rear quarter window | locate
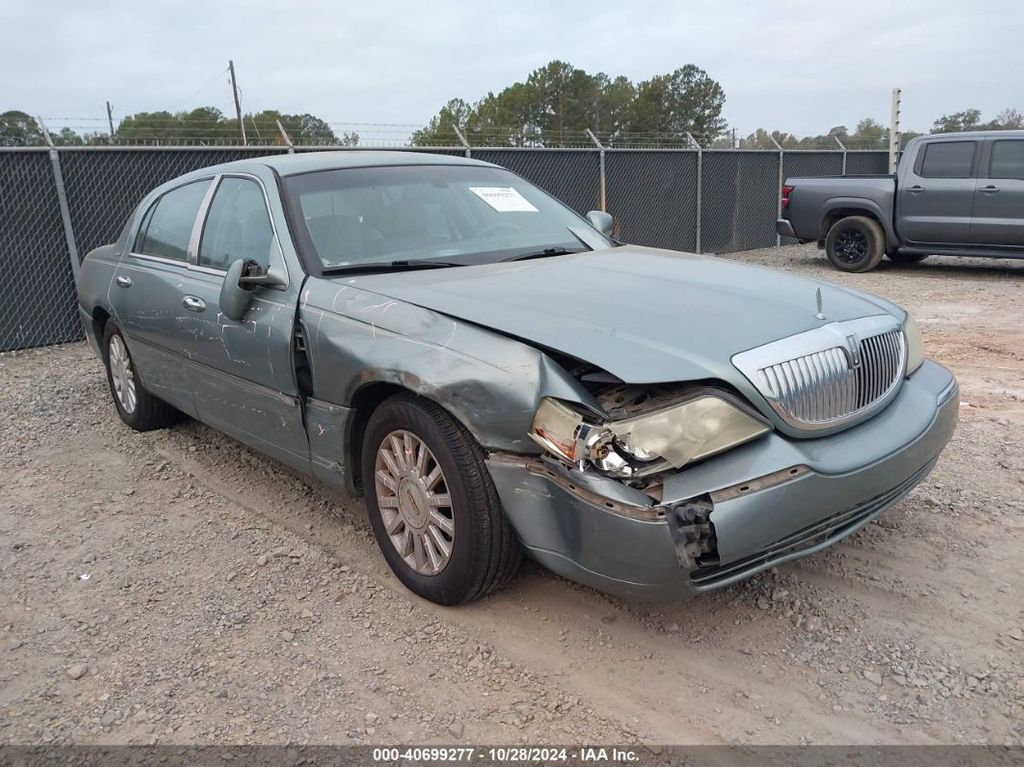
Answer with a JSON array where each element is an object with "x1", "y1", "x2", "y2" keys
[{"x1": 135, "y1": 180, "x2": 211, "y2": 261}]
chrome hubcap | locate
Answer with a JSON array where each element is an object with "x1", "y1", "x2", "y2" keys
[
  {"x1": 108, "y1": 335, "x2": 137, "y2": 414},
  {"x1": 374, "y1": 430, "x2": 454, "y2": 576}
]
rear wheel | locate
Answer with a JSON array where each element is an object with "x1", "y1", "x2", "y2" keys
[
  {"x1": 362, "y1": 393, "x2": 520, "y2": 605},
  {"x1": 102, "y1": 322, "x2": 179, "y2": 431},
  {"x1": 825, "y1": 216, "x2": 885, "y2": 272},
  {"x1": 886, "y1": 251, "x2": 929, "y2": 264}
]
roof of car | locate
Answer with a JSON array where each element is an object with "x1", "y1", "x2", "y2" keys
[
  {"x1": 193, "y1": 150, "x2": 496, "y2": 178},
  {"x1": 920, "y1": 130, "x2": 1024, "y2": 140}
]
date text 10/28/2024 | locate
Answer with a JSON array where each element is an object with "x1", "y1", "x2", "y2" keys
[{"x1": 372, "y1": 747, "x2": 640, "y2": 762}]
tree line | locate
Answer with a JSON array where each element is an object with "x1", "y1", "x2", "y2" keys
[
  {"x1": 411, "y1": 60, "x2": 727, "y2": 147},
  {"x1": 3, "y1": 61, "x2": 1021, "y2": 149},
  {"x1": 740, "y1": 108, "x2": 1023, "y2": 150},
  {"x1": 0, "y1": 108, "x2": 357, "y2": 147}
]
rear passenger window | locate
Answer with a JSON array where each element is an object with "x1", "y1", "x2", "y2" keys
[
  {"x1": 918, "y1": 141, "x2": 976, "y2": 179},
  {"x1": 199, "y1": 177, "x2": 274, "y2": 271},
  {"x1": 989, "y1": 140, "x2": 1024, "y2": 180},
  {"x1": 136, "y1": 180, "x2": 211, "y2": 260}
]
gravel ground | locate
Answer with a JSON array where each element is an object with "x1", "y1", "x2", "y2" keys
[{"x1": 1, "y1": 244, "x2": 1022, "y2": 747}]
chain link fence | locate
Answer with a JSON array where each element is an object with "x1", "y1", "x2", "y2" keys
[{"x1": 0, "y1": 145, "x2": 888, "y2": 352}]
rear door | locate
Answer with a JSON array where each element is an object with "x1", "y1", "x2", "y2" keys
[
  {"x1": 110, "y1": 178, "x2": 214, "y2": 416},
  {"x1": 898, "y1": 139, "x2": 979, "y2": 244},
  {"x1": 968, "y1": 138, "x2": 1024, "y2": 247},
  {"x1": 175, "y1": 173, "x2": 309, "y2": 471}
]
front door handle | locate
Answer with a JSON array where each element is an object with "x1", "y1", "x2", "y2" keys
[
  {"x1": 182, "y1": 295, "x2": 207, "y2": 313},
  {"x1": 980, "y1": 185, "x2": 1000, "y2": 193},
  {"x1": 115, "y1": 275, "x2": 132, "y2": 288},
  {"x1": 907, "y1": 185, "x2": 925, "y2": 193}
]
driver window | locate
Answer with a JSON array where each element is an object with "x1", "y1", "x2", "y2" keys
[{"x1": 199, "y1": 177, "x2": 274, "y2": 271}]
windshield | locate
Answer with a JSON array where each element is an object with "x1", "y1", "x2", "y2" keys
[{"x1": 282, "y1": 164, "x2": 614, "y2": 272}]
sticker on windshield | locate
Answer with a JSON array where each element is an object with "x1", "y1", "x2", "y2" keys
[{"x1": 469, "y1": 186, "x2": 539, "y2": 212}]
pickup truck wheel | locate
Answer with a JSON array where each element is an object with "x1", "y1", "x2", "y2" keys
[
  {"x1": 825, "y1": 216, "x2": 885, "y2": 272},
  {"x1": 102, "y1": 322, "x2": 180, "y2": 431},
  {"x1": 887, "y1": 251, "x2": 929, "y2": 264},
  {"x1": 362, "y1": 393, "x2": 521, "y2": 605}
]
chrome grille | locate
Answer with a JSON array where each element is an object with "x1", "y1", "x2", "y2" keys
[{"x1": 732, "y1": 316, "x2": 907, "y2": 431}]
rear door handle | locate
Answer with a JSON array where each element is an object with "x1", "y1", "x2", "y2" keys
[
  {"x1": 115, "y1": 275, "x2": 132, "y2": 288},
  {"x1": 980, "y1": 185, "x2": 1000, "y2": 193},
  {"x1": 182, "y1": 295, "x2": 206, "y2": 312},
  {"x1": 907, "y1": 185, "x2": 925, "y2": 193}
]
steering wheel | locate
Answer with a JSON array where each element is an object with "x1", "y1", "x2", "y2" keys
[{"x1": 478, "y1": 223, "x2": 521, "y2": 239}]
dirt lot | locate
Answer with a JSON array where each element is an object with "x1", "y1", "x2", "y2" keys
[{"x1": 1, "y1": 244, "x2": 1022, "y2": 747}]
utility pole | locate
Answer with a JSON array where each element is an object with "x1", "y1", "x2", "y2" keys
[
  {"x1": 888, "y1": 87, "x2": 902, "y2": 173},
  {"x1": 229, "y1": 60, "x2": 247, "y2": 146},
  {"x1": 105, "y1": 101, "x2": 116, "y2": 144}
]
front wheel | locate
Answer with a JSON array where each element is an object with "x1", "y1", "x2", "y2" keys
[
  {"x1": 362, "y1": 393, "x2": 521, "y2": 605},
  {"x1": 825, "y1": 216, "x2": 885, "y2": 272}
]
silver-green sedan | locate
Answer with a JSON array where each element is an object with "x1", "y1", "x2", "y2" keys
[{"x1": 76, "y1": 151, "x2": 958, "y2": 605}]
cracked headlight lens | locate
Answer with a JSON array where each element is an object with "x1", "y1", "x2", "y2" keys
[
  {"x1": 904, "y1": 314, "x2": 925, "y2": 375},
  {"x1": 529, "y1": 392, "x2": 770, "y2": 478}
]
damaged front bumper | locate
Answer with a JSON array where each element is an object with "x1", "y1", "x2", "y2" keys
[{"x1": 486, "y1": 360, "x2": 958, "y2": 601}]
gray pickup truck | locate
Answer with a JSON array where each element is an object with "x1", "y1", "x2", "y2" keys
[{"x1": 777, "y1": 130, "x2": 1024, "y2": 271}]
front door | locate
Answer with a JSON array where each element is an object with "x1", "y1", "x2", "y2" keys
[
  {"x1": 968, "y1": 138, "x2": 1024, "y2": 248},
  {"x1": 177, "y1": 174, "x2": 309, "y2": 471},
  {"x1": 898, "y1": 139, "x2": 979, "y2": 245}
]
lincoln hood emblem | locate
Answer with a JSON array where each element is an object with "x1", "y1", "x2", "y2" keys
[{"x1": 815, "y1": 287, "x2": 825, "y2": 320}]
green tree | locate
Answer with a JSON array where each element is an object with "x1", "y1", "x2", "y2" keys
[
  {"x1": 931, "y1": 109, "x2": 982, "y2": 133},
  {"x1": 986, "y1": 107, "x2": 1023, "y2": 130},
  {"x1": 626, "y1": 65, "x2": 726, "y2": 143},
  {"x1": 0, "y1": 110, "x2": 44, "y2": 146},
  {"x1": 246, "y1": 110, "x2": 346, "y2": 145},
  {"x1": 412, "y1": 61, "x2": 726, "y2": 147},
  {"x1": 412, "y1": 98, "x2": 474, "y2": 146},
  {"x1": 849, "y1": 118, "x2": 888, "y2": 149}
]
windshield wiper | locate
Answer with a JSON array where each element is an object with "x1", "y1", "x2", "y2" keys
[
  {"x1": 321, "y1": 259, "x2": 464, "y2": 275},
  {"x1": 500, "y1": 247, "x2": 585, "y2": 263}
]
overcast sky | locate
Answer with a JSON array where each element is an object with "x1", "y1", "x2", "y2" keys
[{"x1": 2, "y1": 0, "x2": 1020, "y2": 140}]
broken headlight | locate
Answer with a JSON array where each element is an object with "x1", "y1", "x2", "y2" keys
[{"x1": 529, "y1": 391, "x2": 770, "y2": 479}]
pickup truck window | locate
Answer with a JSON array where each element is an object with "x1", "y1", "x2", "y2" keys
[
  {"x1": 989, "y1": 140, "x2": 1024, "y2": 180},
  {"x1": 917, "y1": 141, "x2": 976, "y2": 179},
  {"x1": 135, "y1": 180, "x2": 212, "y2": 261}
]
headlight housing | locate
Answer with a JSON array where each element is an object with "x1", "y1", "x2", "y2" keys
[
  {"x1": 904, "y1": 314, "x2": 924, "y2": 375},
  {"x1": 529, "y1": 390, "x2": 771, "y2": 479}
]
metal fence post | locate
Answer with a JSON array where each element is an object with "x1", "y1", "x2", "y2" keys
[
  {"x1": 834, "y1": 135, "x2": 847, "y2": 175},
  {"x1": 276, "y1": 119, "x2": 295, "y2": 154},
  {"x1": 37, "y1": 116, "x2": 81, "y2": 277},
  {"x1": 687, "y1": 133, "x2": 702, "y2": 254},
  {"x1": 453, "y1": 126, "x2": 471, "y2": 159},
  {"x1": 771, "y1": 136, "x2": 784, "y2": 246},
  {"x1": 585, "y1": 129, "x2": 607, "y2": 212}
]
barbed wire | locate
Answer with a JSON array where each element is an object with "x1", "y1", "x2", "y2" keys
[{"x1": 14, "y1": 115, "x2": 893, "y2": 151}]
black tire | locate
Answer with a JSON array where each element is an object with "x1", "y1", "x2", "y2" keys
[
  {"x1": 362, "y1": 393, "x2": 521, "y2": 605},
  {"x1": 825, "y1": 216, "x2": 886, "y2": 273},
  {"x1": 886, "y1": 251, "x2": 929, "y2": 264},
  {"x1": 102, "y1": 321, "x2": 180, "y2": 431}
]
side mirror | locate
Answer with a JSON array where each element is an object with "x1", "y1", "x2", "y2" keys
[
  {"x1": 219, "y1": 259, "x2": 258, "y2": 321},
  {"x1": 586, "y1": 210, "x2": 614, "y2": 237}
]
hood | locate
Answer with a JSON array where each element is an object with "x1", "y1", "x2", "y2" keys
[{"x1": 347, "y1": 246, "x2": 902, "y2": 384}]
